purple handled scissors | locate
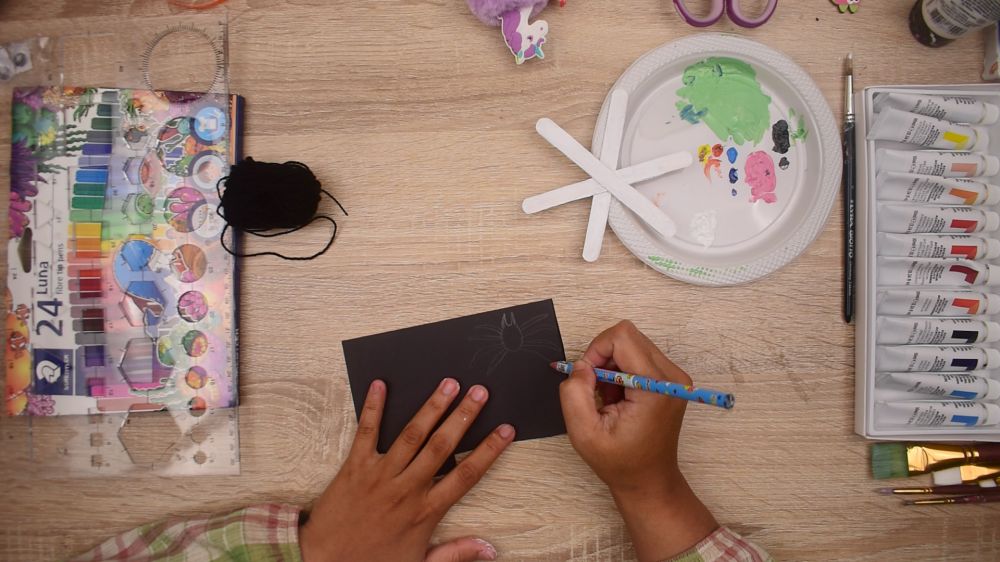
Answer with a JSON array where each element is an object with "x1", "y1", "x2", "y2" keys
[{"x1": 673, "y1": 0, "x2": 778, "y2": 28}]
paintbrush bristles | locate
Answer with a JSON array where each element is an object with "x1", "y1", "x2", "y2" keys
[
  {"x1": 871, "y1": 442, "x2": 910, "y2": 479},
  {"x1": 845, "y1": 53, "x2": 853, "y2": 74}
]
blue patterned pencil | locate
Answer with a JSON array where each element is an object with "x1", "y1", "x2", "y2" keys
[{"x1": 550, "y1": 361, "x2": 735, "y2": 410}]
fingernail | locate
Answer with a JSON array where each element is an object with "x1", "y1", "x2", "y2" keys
[
  {"x1": 469, "y1": 385, "x2": 488, "y2": 403},
  {"x1": 369, "y1": 380, "x2": 384, "y2": 394},
  {"x1": 473, "y1": 538, "x2": 497, "y2": 560},
  {"x1": 440, "y1": 378, "x2": 459, "y2": 396},
  {"x1": 497, "y1": 424, "x2": 514, "y2": 439}
]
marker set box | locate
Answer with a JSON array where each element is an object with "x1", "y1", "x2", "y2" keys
[{"x1": 855, "y1": 84, "x2": 1000, "y2": 442}]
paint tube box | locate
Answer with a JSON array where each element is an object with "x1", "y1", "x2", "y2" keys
[{"x1": 856, "y1": 84, "x2": 1000, "y2": 442}]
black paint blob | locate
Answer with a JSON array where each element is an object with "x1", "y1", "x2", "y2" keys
[
  {"x1": 772, "y1": 120, "x2": 790, "y2": 154},
  {"x1": 778, "y1": 157, "x2": 790, "y2": 170}
]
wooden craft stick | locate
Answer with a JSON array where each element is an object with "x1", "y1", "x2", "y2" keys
[
  {"x1": 521, "y1": 152, "x2": 692, "y2": 215},
  {"x1": 536, "y1": 117, "x2": 678, "y2": 239},
  {"x1": 583, "y1": 88, "x2": 628, "y2": 262}
]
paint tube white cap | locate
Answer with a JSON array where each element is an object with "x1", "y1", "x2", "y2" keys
[
  {"x1": 985, "y1": 211, "x2": 1000, "y2": 232},
  {"x1": 985, "y1": 294, "x2": 1000, "y2": 315},
  {"x1": 983, "y1": 103, "x2": 1000, "y2": 126},
  {"x1": 985, "y1": 322, "x2": 1000, "y2": 344},
  {"x1": 985, "y1": 185, "x2": 1000, "y2": 205},
  {"x1": 973, "y1": 126, "x2": 991, "y2": 151},
  {"x1": 983, "y1": 377, "x2": 1000, "y2": 400},
  {"x1": 987, "y1": 265, "x2": 1000, "y2": 286},
  {"x1": 985, "y1": 155, "x2": 1000, "y2": 177},
  {"x1": 986, "y1": 348, "x2": 1000, "y2": 367},
  {"x1": 986, "y1": 239, "x2": 1000, "y2": 259}
]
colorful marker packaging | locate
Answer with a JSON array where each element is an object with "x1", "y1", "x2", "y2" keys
[{"x1": 855, "y1": 84, "x2": 1000, "y2": 441}]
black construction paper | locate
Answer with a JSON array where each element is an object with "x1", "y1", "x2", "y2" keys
[{"x1": 343, "y1": 299, "x2": 566, "y2": 456}]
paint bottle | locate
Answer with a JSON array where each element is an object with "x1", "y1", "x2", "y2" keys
[
  {"x1": 877, "y1": 172, "x2": 1000, "y2": 205},
  {"x1": 877, "y1": 289, "x2": 1000, "y2": 316},
  {"x1": 873, "y1": 93, "x2": 1000, "y2": 125},
  {"x1": 877, "y1": 234, "x2": 1000, "y2": 260},
  {"x1": 910, "y1": 0, "x2": 1000, "y2": 48},
  {"x1": 877, "y1": 149, "x2": 1000, "y2": 178},
  {"x1": 877, "y1": 258, "x2": 1000, "y2": 287},
  {"x1": 877, "y1": 372, "x2": 1000, "y2": 400},
  {"x1": 878, "y1": 400, "x2": 1000, "y2": 427},
  {"x1": 878, "y1": 205, "x2": 1000, "y2": 234},
  {"x1": 868, "y1": 108, "x2": 989, "y2": 151},
  {"x1": 875, "y1": 345, "x2": 1000, "y2": 372},
  {"x1": 877, "y1": 317, "x2": 1000, "y2": 344}
]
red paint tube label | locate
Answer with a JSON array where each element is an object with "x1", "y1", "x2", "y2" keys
[
  {"x1": 951, "y1": 219, "x2": 979, "y2": 233},
  {"x1": 950, "y1": 264, "x2": 980, "y2": 284}
]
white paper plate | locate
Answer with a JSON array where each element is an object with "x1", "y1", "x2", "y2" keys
[{"x1": 594, "y1": 34, "x2": 841, "y2": 286}]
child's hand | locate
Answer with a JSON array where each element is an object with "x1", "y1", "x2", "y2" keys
[
  {"x1": 300, "y1": 378, "x2": 514, "y2": 562},
  {"x1": 559, "y1": 321, "x2": 718, "y2": 561}
]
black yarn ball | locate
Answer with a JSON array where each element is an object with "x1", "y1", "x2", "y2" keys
[
  {"x1": 218, "y1": 158, "x2": 322, "y2": 231},
  {"x1": 215, "y1": 157, "x2": 347, "y2": 260}
]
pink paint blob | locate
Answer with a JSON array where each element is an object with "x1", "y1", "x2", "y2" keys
[{"x1": 745, "y1": 151, "x2": 777, "y2": 204}]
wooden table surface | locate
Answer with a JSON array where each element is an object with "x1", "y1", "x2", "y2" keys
[{"x1": 2, "y1": 0, "x2": 999, "y2": 560}]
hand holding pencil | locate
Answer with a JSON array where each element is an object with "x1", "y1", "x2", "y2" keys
[{"x1": 558, "y1": 321, "x2": 720, "y2": 561}]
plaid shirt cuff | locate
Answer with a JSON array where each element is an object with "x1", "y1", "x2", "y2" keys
[
  {"x1": 665, "y1": 526, "x2": 772, "y2": 562},
  {"x1": 70, "y1": 503, "x2": 303, "y2": 562}
]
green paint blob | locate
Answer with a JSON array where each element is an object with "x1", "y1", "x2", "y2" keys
[
  {"x1": 789, "y1": 107, "x2": 808, "y2": 142},
  {"x1": 675, "y1": 57, "x2": 772, "y2": 146}
]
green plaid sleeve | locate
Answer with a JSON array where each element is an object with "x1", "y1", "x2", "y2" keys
[
  {"x1": 665, "y1": 526, "x2": 773, "y2": 562},
  {"x1": 69, "y1": 503, "x2": 303, "y2": 562}
]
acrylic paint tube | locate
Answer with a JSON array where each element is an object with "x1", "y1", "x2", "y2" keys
[
  {"x1": 873, "y1": 93, "x2": 1000, "y2": 125},
  {"x1": 878, "y1": 205, "x2": 1000, "y2": 234},
  {"x1": 877, "y1": 400, "x2": 1000, "y2": 427},
  {"x1": 868, "y1": 108, "x2": 989, "y2": 151},
  {"x1": 877, "y1": 234, "x2": 1000, "y2": 260},
  {"x1": 877, "y1": 290, "x2": 1000, "y2": 316},
  {"x1": 875, "y1": 345, "x2": 1000, "y2": 372},
  {"x1": 877, "y1": 149, "x2": 1000, "y2": 178},
  {"x1": 876, "y1": 172, "x2": 1000, "y2": 205},
  {"x1": 877, "y1": 372, "x2": 1000, "y2": 400},
  {"x1": 877, "y1": 258, "x2": 1000, "y2": 288},
  {"x1": 877, "y1": 317, "x2": 1000, "y2": 344}
]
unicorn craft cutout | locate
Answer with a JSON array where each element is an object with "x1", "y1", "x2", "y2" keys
[{"x1": 499, "y1": 6, "x2": 548, "y2": 64}]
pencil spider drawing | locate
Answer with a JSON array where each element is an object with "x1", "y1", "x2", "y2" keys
[{"x1": 469, "y1": 312, "x2": 559, "y2": 376}]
